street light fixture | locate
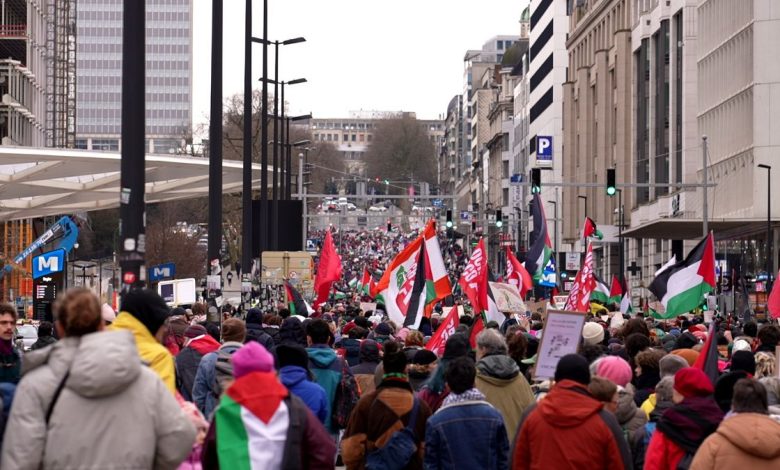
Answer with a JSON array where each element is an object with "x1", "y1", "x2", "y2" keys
[{"x1": 758, "y1": 163, "x2": 772, "y2": 289}]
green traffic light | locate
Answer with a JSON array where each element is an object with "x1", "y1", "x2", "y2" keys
[
  {"x1": 496, "y1": 220, "x2": 503, "y2": 228},
  {"x1": 531, "y1": 185, "x2": 541, "y2": 194},
  {"x1": 384, "y1": 179, "x2": 389, "y2": 185},
  {"x1": 446, "y1": 221, "x2": 453, "y2": 228},
  {"x1": 607, "y1": 186, "x2": 617, "y2": 196}
]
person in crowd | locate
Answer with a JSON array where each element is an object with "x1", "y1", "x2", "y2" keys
[
  {"x1": 350, "y1": 339, "x2": 381, "y2": 395},
  {"x1": 403, "y1": 330, "x2": 425, "y2": 363},
  {"x1": 341, "y1": 341, "x2": 431, "y2": 470},
  {"x1": 641, "y1": 354, "x2": 688, "y2": 417},
  {"x1": 164, "y1": 315, "x2": 190, "y2": 356},
  {"x1": 425, "y1": 356, "x2": 508, "y2": 470},
  {"x1": 192, "y1": 318, "x2": 246, "y2": 418},
  {"x1": 645, "y1": 367, "x2": 724, "y2": 470},
  {"x1": 176, "y1": 324, "x2": 221, "y2": 401},
  {"x1": 277, "y1": 343, "x2": 329, "y2": 424},
  {"x1": 419, "y1": 333, "x2": 470, "y2": 412},
  {"x1": 633, "y1": 348, "x2": 664, "y2": 406},
  {"x1": 371, "y1": 322, "x2": 394, "y2": 345},
  {"x1": 262, "y1": 313, "x2": 282, "y2": 345},
  {"x1": 714, "y1": 350, "x2": 755, "y2": 412},
  {"x1": 505, "y1": 327, "x2": 528, "y2": 368},
  {"x1": 109, "y1": 288, "x2": 175, "y2": 392},
  {"x1": 339, "y1": 325, "x2": 364, "y2": 367},
  {"x1": 644, "y1": 377, "x2": 675, "y2": 447},
  {"x1": 201, "y1": 342, "x2": 335, "y2": 469},
  {"x1": 243, "y1": 307, "x2": 275, "y2": 351},
  {"x1": 588, "y1": 376, "x2": 619, "y2": 413},
  {"x1": 101, "y1": 303, "x2": 116, "y2": 326},
  {"x1": 2, "y1": 288, "x2": 196, "y2": 470},
  {"x1": 754, "y1": 351, "x2": 776, "y2": 378},
  {"x1": 474, "y1": 329, "x2": 535, "y2": 443},
  {"x1": 691, "y1": 378, "x2": 780, "y2": 469},
  {"x1": 755, "y1": 324, "x2": 780, "y2": 354},
  {"x1": 0, "y1": 303, "x2": 21, "y2": 386},
  {"x1": 29, "y1": 321, "x2": 57, "y2": 351},
  {"x1": 511, "y1": 354, "x2": 632, "y2": 470},
  {"x1": 279, "y1": 316, "x2": 308, "y2": 348},
  {"x1": 583, "y1": 321, "x2": 606, "y2": 348},
  {"x1": 306, "y1": 318, "x2": 359, "y2": 435},
  {"x1": 408, "y1": 349, "x2": 437, "y2": 392},
  {"x1": 592, "y1": 355, "x2": 633, "y2": 390}
]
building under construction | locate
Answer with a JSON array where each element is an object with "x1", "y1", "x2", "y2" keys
[{"x1": 0, "y1": 0, "x2": 77, "y2": 304}]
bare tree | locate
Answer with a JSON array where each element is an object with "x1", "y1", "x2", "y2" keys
[
  {"x1": 145, "y1": 201, "x2": 206, "y2": 280},
  {"x1": 363, "y1": 115, "x2": 437, "y2": 192}
]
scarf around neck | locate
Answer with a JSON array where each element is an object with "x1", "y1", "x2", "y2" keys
[
  {"x1": 657, "y1": 395, "x2": 724, "y2": 453},
  {"x1": 442, "y1": 387, "x2": 486, "y2": 407}
]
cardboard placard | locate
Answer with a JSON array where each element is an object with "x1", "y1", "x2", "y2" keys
[
  {"x1": 533, "y1": 309, "x2": 587, "y2": 380},
  {"x1": 359, "y1": 302, "x2": 377, "y2": 314},
  {"x1": 489, "y1": 282, "x2": 526, "y2": 313},
  {"x1": 526, "y1": 301, "x2": 548, "y2": 319}
]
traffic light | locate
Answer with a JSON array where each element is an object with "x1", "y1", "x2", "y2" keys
[
  {"x1": 495, "y1": 209, "x2": 503, "y2": 228},
  {"x1": 446, "y1": 210, "x2": 453, "y2": 228},
  {"x1": 606, "y1": 168, "x2": 617, "y2": 196},
  {"x1": 384, "y1": 179, "x2": 389, "y2": 185},
  {"x1": 530, "y1": 168, "x2": 541, "y2": 194},
  {"x1": 472, "y1": 221, "x2": 477, "y2": 232},
  {"x1": 387, "y1": 220, "x2": 392, "y2": 232}
]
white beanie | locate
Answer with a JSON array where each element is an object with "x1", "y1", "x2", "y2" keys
[{"x1": 582, "y1": 322, "x2": 605, "y2": 346}]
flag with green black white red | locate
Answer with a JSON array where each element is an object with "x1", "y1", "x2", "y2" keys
[
  {"x1": 609, "y1": 275, "x2": 623, "y2": 305},
  {"x1": 525, "y1": 193, "x2": 553, "y2": 283},
  {"x1": 590, "y1": 275, "x2": 611, "y2": 304},
  {"x1": 358, "y1": 268, "x2": 372, "y2": 295},
  {"x1": 649, "y1": 233, "x2": 716, "y2": 318},
  {"x1": 285, "y1": 281, "x2": 314, "y2": 317}
]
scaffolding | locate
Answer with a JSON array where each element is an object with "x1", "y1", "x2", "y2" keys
[
  {"x1": 44, "y1": 0, "x2": 77, "y2": 148},
  {"x1": 0, "y1": 219, "x2": 33, "y2": 304}
]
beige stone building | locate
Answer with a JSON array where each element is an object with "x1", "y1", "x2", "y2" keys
[{"x1": 562, "y1": 0, "x2": 633, "y2": 278}]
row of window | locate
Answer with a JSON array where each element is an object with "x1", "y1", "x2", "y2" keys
[
  {"x1": 314, "y1": 133, "x2": 372, "y2": 143},
  {"x1": 78, "y1": 26, "x2": 190, "y2": 39},
  {"x1": 312, "y1": 122, "x2": 375, "y2": 130}
]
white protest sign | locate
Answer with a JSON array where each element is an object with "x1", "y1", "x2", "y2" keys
[{"x1": 534, "y1": 309, "x2": 587, "y2": 380}]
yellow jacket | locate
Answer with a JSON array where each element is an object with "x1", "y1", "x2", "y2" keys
[
  {"x1": 640, "y1": 392, "x2": 656, "y2": 419},
  {"x1": 108, "y1": 312, "x2": 176, "y2": 394}
]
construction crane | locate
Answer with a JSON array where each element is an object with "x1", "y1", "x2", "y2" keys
[{"x1": 0, "y1": 216, "x2": 80, "y2": 280}]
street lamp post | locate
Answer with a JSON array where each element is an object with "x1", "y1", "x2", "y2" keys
[
  {"x1": 207, "y1": 0, "x2": 223, "y2": 277},
  {"x1": 617, "y1": 188, "x2": 625, "y2": 284},
  {"x1": 758, "y1": 163, "x2": 772, "y2": 289}
]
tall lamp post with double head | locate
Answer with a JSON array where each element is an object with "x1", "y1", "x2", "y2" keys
[{"x1": 758, "y1": 163, "x2": 772, "y2": 290}]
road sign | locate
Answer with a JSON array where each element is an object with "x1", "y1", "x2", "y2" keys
[
  {"x1": 149, "y1": 262, "x2": 176, "y2": 282},
  {"x1": 536, "y1": 136, "x2": 553, "y2": 166},
  {"x1": 460, "y1": 211, "x2": 470, "y2": 221},
  {"x1": 32, "y1": 249, "x2": 66, "y2": 279}
]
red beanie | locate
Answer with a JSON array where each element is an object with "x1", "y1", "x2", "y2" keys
[{"x1": 674, "y1": 367, "x2": 713, "y2": 398}]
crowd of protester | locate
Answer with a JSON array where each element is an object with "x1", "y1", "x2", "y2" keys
[{"x1": 1, "y1": 270, "x2": 780, "y2": 469}]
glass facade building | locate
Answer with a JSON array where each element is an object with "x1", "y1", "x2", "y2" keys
[{"x1": 75, "y1": 0, "x2": 192, "y2": 154}]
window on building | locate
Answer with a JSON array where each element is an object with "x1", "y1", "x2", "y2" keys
[
  {"x1": 352, "y1": 134, "x2": 356, "y2": 142},
  {"x1": 359, "y1": 134, "x2": 365, "y2": 142},
  {"x1": 74, "y1": 139, "x2": 88, "y2": 149}
]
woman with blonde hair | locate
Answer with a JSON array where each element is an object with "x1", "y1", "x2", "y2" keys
[{"x1": 2, "y1": 288, "x2": 195, "y2": 469}]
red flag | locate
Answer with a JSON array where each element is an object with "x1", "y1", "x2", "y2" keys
[
  {"x1": 768, "y1": 271, "x2": 780, "y2": 319},
  {"x1": 582, "y1": 217, "x2": 603, "y2": 240},
  {"x1": 458, "y1": 239, "x2": 487, "y2": 317},
  {"x1": 425, "y1": 307, "x2": 460, "y2": 356},
  {"x1": 564, "y1": 242, "x2": 596, "y2": 312},
  {"x1": 314, "y1": 230, "x2": 342, "y2": 308},
  {"x1": 469, "y1": 316, "x2": 484, "y2": 349},
  {"x1": 506, "y1": 247, "x2": 533, "y2": 298}
]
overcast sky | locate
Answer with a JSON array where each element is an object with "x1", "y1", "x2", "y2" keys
[{"x1": 191, "y1": 0, "x2": 528, "y2": 131}]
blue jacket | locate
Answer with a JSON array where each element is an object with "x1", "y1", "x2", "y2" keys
[
  {"x1": 279, "y1": 365, "x2": 328, "y2": 424},
  {"x1": 307, "y1": 344, "x2": 345, "y2": 432},
  {"x1": 192, "y1": 341, "x2": 243, "y2": 418},
  {"x1": 424, "y1": 400, "x2": 509, "y2": 470}
]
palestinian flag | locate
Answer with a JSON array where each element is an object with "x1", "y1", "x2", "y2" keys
[
  {"x1": 609, "y1": 275, "x2": 623, "y2": 305},
  {"x1": 215, "y1": 372, "x2": 290, "y2": 468},
  {"x1": 348, "y1": 277, "x2": 358, "y2": 289},
  {"x1": 285, "y1": 282, "x2": 313, "y2": 317},
  {"x1": 525, "y1": 194, "x2": 553, "y2": 283},
  {"x1": 422, "y1": 219, "x2": 452, "y2": 315},
  {"x1": 649, "y1": 233, "x2": 716, "y2": 318},
  {"x1": 590, "y1": 276, "x2": 611, "y2": 304},
  {"x1": 358, "y1": 269, "x2": 372, "y2": 295},
  {"x1": 372, "y1": 234, "x2": 424, "y2": 328},
  {"x1": 583, "y1": 217, "x2": 603, "y2": 240},
  {"x1": 620, "y1": 291, "x2": 633, "y2": 314}
]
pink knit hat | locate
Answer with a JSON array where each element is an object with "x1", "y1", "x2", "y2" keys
[
  {"x1": 595, "y1": 356, "x2": 633, "y2": 387},
  {"x1": 231, "y1": 342, "x2": 274, "y2": 378}
]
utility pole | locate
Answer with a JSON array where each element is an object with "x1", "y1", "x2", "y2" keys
[
  {"x1": 299, "y1": 151, "x2": 306, "y2": 248},
  {"x1": 702, "y1": 135, "x2": 708, "y2": 237},
  {"x1": 241, "y1": 0, "x2": 253, "y2": 275},
  {"x1": 208, "y1": 0, "x2": 223, "y2": 278},
  {"x1": 119, "y1": 0, "x2": 146, "y2": 291}
]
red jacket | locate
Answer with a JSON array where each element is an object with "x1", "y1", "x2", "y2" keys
[
  {"x1": 511, "y1": 380, "x2": 632, "y2": 470},
  {"x1": 644, "y1": 426, "x2": 686, "y2": 470}
]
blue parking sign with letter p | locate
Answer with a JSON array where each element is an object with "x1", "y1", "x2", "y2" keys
[{"x1": 536, "y1": 136, "x2": 553, "y2": 164}]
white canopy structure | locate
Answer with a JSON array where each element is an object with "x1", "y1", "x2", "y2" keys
[{"x1": 0, "y1": 146, "x2": 267, "y2": 220}]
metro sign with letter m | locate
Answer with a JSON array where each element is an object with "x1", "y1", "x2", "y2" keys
[
  {"x1": 149, "y1": 262, "x2": 176, "y2": 282},
  {"x1": 32, "y1": 249, "x2": 66, "y2": 279}
]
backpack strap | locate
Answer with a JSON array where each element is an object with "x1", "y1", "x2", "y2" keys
[
  {"x1": 280, "y1": 394, "x2": 306, "y2": 469},
  {"x1": 406, "y1": 397, "x2": 421, "y2": 432},
  {"x1": 46, "y1": 371, "x2": 70, "y2": 425}
]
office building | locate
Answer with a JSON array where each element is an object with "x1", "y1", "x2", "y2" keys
[{"x1": 75, "y1": 0, "x2": 193, "y2": 153}]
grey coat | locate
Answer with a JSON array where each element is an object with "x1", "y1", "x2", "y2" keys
[{"x1": 1, "y1": 330, "x2": 196, "y2": 470}]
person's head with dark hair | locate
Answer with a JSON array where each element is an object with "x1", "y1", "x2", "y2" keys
[
  {"x1": 624, "y1": 332, "x2": 651, "y2": 359},
  {"x1": 506, "y1": 327, "x2": 528, "y2": 366},
  {"x1": 419, "y1": 316, "x2": 432, "y2": 337},
  {"x1": 445, "y1": 356, "x2": 477, "y2": 395},
  {"x1": 743, "y1": 321, "x2": 758, "y2": 338},
  {"x1": 348, "y1": 326, "x2": 366, "y2": 340},
  {"x1": 37, "y1": 321, "x2": 54, "y2": 338},
  {"x1": 262, "y1": 313, "x2": 282, "y2": 326},
  {"x1": 278, "y1": 316, "x2": 307, "y2": 347},
  {"x1": 278, "y1": 308, "x2": 291, "y2": 319},
  {"x1": 354, "y1": 315, "x2": 370, "y2": 329},
  {"x1": 757, "y1": 324, "x2": 780, "y2": 350},
  {"x1": 305, "y1": 318, "x2": 331, "y2": 346},
  {"x1": 674, "y1": 331, "x2": 700, "y2": 351},
  {"x1": 485, "y1": 320, "x2": 500, "y2": 330},
  {"x1": 459, "y1": 315, "x2": 473, "y2": 327},
  {"x1": 731, "y1": 378, "x2": 768, "y2": 414},
  {"x1": 555, "y1": 354, "x2": 590, "y2": 385},
  {"x1": 731, "y1": 350, "x2": 757, "y2": 375},
  {"x1": 382, "y1": 340, "x2": 408, "y2": 375},
  {"x1": 588, "y1": 376, "x2": 618, "y2": 413},
  {"x1": 579, "y1": 343, "x2": 605, "y2": 365},
  {"x1": 200, "y1": 321, "x2": 220, "y2": 342},
  {"x1": 620, "y1": 318, "x2": 650, "y2": 339}
]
